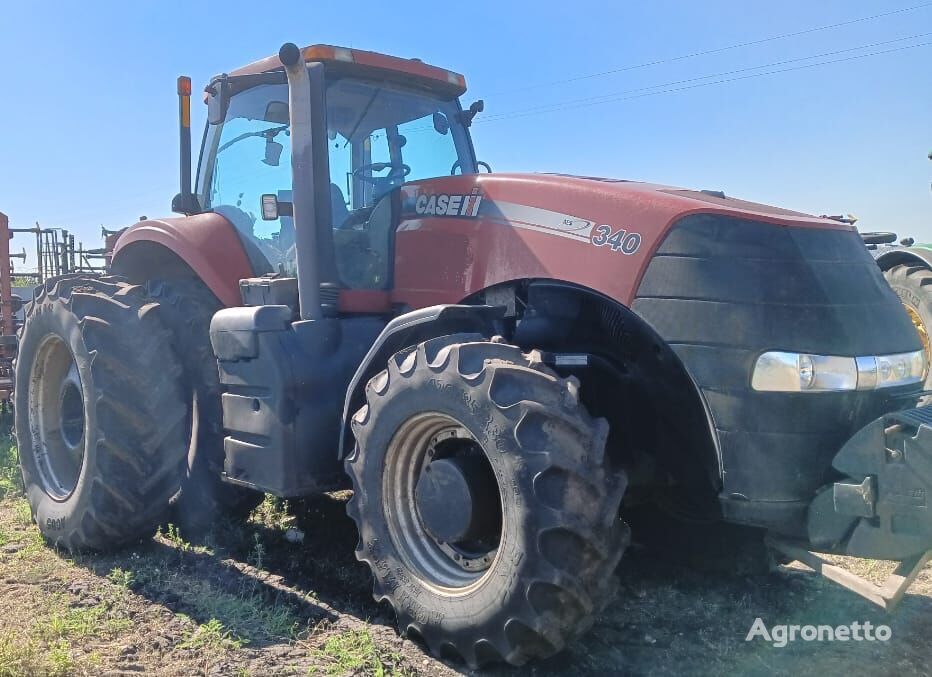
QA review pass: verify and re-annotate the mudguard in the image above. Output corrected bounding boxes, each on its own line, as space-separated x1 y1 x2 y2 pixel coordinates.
111 213 254 307
338 304 504 458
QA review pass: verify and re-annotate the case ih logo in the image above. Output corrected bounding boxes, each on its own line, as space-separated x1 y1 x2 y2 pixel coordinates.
414 192 483 217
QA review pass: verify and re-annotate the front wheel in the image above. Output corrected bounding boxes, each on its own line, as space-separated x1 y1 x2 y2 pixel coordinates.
345 335 628 667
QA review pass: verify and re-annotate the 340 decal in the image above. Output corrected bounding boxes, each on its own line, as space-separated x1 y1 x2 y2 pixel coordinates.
590 225 642 254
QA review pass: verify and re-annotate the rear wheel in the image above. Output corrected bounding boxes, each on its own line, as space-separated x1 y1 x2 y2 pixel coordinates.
345 335 628 667
146 279 262 533
884 264 932 387
15 276 188 550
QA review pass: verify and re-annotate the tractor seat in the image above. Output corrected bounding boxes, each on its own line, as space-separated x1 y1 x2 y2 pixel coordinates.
330 183 351 229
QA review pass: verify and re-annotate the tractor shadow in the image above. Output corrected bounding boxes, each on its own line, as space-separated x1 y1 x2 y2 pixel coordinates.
71 493 389 650
70 495 932 674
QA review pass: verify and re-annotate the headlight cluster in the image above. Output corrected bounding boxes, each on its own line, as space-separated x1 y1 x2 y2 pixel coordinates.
751 350 925 392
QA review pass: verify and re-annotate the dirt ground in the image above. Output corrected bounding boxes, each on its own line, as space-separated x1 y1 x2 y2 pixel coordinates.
1 443 931 676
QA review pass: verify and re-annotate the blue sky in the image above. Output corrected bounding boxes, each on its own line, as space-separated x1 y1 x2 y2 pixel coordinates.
0 1 929 270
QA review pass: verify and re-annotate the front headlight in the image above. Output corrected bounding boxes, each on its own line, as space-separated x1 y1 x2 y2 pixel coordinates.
751 350 924 392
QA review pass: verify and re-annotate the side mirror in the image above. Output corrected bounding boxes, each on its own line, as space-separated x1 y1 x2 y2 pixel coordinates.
206 76 231 125
432 112 450 135
264 101 289 124
460 99 484 126
263 138 284 167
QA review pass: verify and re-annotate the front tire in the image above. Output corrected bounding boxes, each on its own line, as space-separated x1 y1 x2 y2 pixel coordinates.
345 335 628 667
15 276 188 550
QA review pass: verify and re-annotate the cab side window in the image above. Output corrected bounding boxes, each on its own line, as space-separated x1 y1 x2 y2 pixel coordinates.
206 84 296 275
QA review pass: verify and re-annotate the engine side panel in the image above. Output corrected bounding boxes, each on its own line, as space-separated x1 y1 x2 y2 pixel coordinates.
389 173 852 309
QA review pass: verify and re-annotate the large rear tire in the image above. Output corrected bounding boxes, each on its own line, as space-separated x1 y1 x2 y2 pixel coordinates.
345 335 628 667
146 279 262 533
15 276 188 550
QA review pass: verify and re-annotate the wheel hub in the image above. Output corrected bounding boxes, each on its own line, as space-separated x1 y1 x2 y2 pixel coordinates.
28 335 86 500
383 413 503 590
415 456 498 544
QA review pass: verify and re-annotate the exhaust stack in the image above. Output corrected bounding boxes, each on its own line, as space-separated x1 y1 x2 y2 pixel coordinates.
280 42 324 321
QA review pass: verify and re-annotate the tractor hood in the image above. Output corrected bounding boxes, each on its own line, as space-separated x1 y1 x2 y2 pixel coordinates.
392 172 853 309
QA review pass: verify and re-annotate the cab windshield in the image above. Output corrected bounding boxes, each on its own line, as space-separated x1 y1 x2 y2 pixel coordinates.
197 74 475 282
326 77 475 219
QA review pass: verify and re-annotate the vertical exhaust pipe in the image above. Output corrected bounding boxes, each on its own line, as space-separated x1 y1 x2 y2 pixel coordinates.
280 42 323 321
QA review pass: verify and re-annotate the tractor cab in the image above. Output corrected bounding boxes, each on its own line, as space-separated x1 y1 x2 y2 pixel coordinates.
190 45 481 291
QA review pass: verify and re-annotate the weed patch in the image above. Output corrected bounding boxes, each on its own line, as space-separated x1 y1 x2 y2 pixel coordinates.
0 444 20 499
312 628 407 677
41 593 132 641
180 618 243 652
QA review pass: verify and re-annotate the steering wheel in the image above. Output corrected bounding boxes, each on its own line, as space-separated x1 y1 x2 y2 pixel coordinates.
353 162 411 185
451 160 492 175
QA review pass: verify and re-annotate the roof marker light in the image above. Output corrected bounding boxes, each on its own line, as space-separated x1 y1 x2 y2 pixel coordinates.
303 45 355 63
333 47 354 62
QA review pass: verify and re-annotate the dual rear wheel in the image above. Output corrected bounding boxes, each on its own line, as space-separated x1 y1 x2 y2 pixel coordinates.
16 275 258 550
16 276 189 549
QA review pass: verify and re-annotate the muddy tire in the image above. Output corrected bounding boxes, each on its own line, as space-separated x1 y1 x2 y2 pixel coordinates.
146 279 262 533
345 334 628 667
884 264 932 390
15 275 188 550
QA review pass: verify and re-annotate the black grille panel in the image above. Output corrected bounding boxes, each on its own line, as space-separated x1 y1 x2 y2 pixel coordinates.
633 214 922 506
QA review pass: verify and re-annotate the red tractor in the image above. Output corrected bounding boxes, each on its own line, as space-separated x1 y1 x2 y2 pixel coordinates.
14 43 932 667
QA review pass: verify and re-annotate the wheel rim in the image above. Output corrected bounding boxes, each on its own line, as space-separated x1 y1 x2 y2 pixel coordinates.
27 335 86 500
904 304 931 380
383 412 503 593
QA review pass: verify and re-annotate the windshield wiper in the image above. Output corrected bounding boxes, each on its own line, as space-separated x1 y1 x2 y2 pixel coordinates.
218 124 289 154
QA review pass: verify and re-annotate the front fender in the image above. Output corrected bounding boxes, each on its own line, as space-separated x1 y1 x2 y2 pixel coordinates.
338 304 505 459
112 213 253 307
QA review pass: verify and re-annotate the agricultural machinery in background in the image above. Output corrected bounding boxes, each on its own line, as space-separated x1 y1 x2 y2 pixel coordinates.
9 41 932 668
0 213 110 405
860 231 932 390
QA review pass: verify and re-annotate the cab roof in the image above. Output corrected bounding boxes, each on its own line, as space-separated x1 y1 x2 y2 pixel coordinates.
228 44 467 97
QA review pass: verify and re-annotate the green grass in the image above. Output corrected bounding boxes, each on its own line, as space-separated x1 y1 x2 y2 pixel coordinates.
40 592 133 641
0 444 21 499
180 618 243 652
106 567 134 589
0 630 92 677
10 498 31 526
251 494 293 531
312 628 408 677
